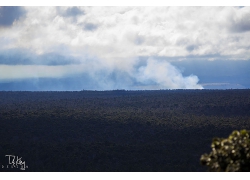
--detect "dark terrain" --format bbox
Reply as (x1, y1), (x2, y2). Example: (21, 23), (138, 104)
(0, 89), (250, 171)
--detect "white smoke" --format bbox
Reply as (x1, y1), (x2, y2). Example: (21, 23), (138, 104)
(135, 58), (203, 89)
(77, 57), (204, 90)
(0, 57), (203, 90)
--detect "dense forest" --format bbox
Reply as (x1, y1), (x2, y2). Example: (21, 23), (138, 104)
(0, 89), (250, 172)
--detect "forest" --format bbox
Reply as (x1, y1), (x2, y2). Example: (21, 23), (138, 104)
(0, 89), (250, 171)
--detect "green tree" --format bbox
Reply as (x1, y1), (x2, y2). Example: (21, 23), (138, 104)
(200, 129), (250, 172)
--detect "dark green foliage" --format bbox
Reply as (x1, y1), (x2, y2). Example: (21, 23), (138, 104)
(200, 129), (250, 172)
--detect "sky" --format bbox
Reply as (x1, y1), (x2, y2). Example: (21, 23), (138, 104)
(0, 6), (250, 90)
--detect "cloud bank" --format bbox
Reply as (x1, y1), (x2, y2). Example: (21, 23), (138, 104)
(0, 57), (203, 90)
(1, 6), (250, 90)
(0, 6), (25, 27)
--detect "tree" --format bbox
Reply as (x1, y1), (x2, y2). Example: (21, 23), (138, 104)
(200, 129), (250, 172)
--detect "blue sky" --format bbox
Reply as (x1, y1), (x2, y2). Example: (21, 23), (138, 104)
(0, 6), (250, 90)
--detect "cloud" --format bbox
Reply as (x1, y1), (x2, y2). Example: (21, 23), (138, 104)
(1, 7), (250, 59)
(0, 7), (250, 90)
(186, 45), (197, 52)
(84, 23), (98, 31)
(0, 49), (81, 65)
(62, 7), (84, 17)
(229, 7), (250, 33)
(0, 6), (25, 27)
(0, 57), (203, 90)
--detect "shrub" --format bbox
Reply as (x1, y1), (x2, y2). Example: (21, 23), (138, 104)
(200, 129), (250, 172)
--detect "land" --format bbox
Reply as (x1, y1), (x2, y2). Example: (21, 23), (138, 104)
(0, 89), (250, 171)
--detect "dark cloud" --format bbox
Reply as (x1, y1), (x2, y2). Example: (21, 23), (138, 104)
(186, 45), (197, 52)
(65, 7), (84, 16)
(0, 6), (25, 27)
(57, 6), (84, 17)
(84, 23), (98, 31)
(0, 49), (80, 66)
(134, 35), (144, 45)
(38, 53), (81, 66)
(140, 54), (222, 62)
(229, 11), (250, 33)
(0, 48), (30, 64)
(231, 21), (250, 33)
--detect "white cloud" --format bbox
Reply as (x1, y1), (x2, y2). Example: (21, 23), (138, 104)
(1, 6), (250, 89)
(1, 6), (250, 60)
